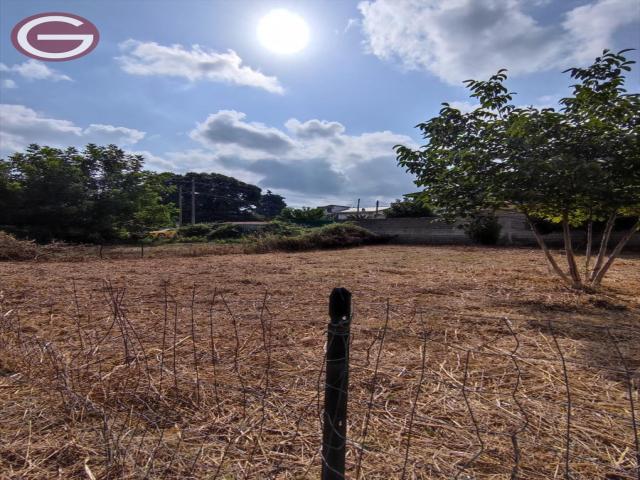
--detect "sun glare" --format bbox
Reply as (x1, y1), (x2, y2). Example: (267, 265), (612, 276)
(258, 9), (309, 54)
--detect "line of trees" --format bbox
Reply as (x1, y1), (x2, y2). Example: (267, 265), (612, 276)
(0, 144), (286, 243)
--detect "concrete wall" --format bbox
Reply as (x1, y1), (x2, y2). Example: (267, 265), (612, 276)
(354, 217), (472, 244)
(353, 213), (640, 248)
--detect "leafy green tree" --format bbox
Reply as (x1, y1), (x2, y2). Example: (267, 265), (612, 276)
(166, 172), (262, 223)
(396, 49), (639, 288)
(277, 207), (326, 223)
(386, 193), (434, 218)
(1, 144), (176, 242)
(257, 190), (287, 218)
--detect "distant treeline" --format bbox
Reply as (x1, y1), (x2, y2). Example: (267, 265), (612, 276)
(0, 144), (286, 243)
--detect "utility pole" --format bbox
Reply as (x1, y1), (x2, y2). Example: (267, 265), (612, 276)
(191, 177), (196, 224)
(375, 200), (379, 217)
(178, 185), (183, 227)
(356, 198), (360, 211)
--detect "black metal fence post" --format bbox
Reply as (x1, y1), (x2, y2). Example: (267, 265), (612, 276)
(322, 287), (352, 480)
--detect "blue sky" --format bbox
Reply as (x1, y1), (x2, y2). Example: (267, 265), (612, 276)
(1, 0), (639, 207)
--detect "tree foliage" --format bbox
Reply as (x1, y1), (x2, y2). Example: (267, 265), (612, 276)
(1, 145), (289, 242)
(396, 49), (639, 288)
(257, 190), (287, 219)
(166, 172), (263, 223)
(386, 193), (434, 218)
(276, 207), (327, 223)
(0, 144), (176, 242)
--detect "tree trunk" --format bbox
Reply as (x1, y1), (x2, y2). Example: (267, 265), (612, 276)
(591, 219), (640, 287)
(527, 217), (570, 284)
(584, 219), (593, 279)
(590, 213), (617, 282)
(562, 215), (582, 288)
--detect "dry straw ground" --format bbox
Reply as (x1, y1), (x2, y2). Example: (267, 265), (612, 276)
(1, 245), (639, 479)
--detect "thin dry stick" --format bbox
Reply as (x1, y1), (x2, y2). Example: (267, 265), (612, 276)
(190, 284), (200, 405)
(142, 429), (165, 480)
(548, 319), (572, 480)
(212, 434), (234, 480)
(245, 291), (272, 478)
(400, 311), (428, 480)
(606, 327), (640, 480)
(355, 299), (390, 479)
(71, 279), (86, 352)
(502, 318), (530, 480)
(159, 281), (169, 391)
(220, 293), (247, 417)
(209, 288), (221, 414)
(187, 443), (205, 477)
(173, 297), (179, 392)
(455, 350), (485, 480)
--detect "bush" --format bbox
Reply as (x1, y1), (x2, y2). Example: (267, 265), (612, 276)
(276, 207), (327, 223)
(386, 195), (434, 218)
(259, 221), (305, 237)
(0, 231), (38, 260)
(177, 223), (213, 237)
(252, 223), (387, 253)
(178, 236), (208, 243)
(207, 223), (243, 240)
(464, 215), (502, 245)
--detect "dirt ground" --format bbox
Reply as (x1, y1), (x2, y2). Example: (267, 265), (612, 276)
(1, 245), (639, 479)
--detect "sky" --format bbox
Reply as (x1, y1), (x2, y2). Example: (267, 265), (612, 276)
(1, 0), (639, 207)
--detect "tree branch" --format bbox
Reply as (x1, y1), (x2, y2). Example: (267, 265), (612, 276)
(590, 212), (617, 282)
(562, 214), (582, 288)
(584, 218), (593, 279)
(527, 216), (571, 284)
(591, 218), (640, 287)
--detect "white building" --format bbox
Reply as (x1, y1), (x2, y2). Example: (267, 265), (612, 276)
(318, 205), (351, 215)
(336, 206), (389, 220)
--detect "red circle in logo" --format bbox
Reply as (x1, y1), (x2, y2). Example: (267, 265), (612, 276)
(11, 12), (99, 61)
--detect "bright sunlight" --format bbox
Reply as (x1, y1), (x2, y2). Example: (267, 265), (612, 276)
(257, 9), (309, 54)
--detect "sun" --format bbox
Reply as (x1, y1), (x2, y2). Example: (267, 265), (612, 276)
(258, 9), (309, 54)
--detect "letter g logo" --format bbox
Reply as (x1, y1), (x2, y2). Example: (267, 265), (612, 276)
(11, 12), (99, 61)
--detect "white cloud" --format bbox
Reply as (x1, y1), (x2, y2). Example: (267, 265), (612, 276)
(358, 0), (640, 85)
(116, 40), (284, 94)
(563, 0), (639, 62)
(345, 18), (360, 33)
(1, 79), (17, 89)
(0, 104), (146, 155)
(179, 110), (417, 205)
(285, 118), (346, 139)
(83, 124), (146, 145)
(447, 101), (480, 113)
(190, 110), (294, 154)
(0, 60), (71, 82)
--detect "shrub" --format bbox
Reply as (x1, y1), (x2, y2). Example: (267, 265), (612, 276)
(276, 207), (327, 223)
(0, 231), (38, 260)
(178, 236), (208, 243)
(252, 223), (387, 253)
(386, 194), (434, 218)
(464, 215), (502, 245)
(259, 221), (305, 237)
(177, 223), (213, 237)
(207, 223), (243, 240)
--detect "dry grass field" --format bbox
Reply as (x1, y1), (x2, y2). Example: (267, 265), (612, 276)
(1, 245), (639, 479)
